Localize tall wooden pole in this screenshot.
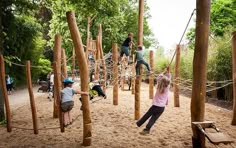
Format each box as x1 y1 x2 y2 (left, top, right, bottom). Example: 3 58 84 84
72 48 75 80
231 31 236 125
0 55 11 132
53 34 62 118
174 45 180 107
191 1 211 147
112 43 118 105
135 0 144 120
95 36 100 80
26 61 39 134
67 11 92 146
86 17 91 63
61 48 68 79
53 62 64 132
98 24 106 93
149 50 154 99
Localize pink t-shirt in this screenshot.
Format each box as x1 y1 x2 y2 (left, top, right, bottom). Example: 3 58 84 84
152 73 171 107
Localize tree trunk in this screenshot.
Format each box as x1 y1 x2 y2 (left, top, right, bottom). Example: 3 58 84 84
191 0 211 147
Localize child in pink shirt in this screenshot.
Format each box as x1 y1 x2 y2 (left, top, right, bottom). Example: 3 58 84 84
136 67 171 134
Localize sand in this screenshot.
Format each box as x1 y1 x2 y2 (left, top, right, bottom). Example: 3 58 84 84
0 83 236 148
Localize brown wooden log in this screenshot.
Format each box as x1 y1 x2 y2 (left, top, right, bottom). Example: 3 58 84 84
232 31 236 125
135 76 141 120
85 17 91 64
191 1 211 147
135 0 144 120
61 48 68 79
121 60 125 91
53 34 62 118
26 61 39 134
131 55 135 94
174 45 180 107
72 48 75 80
0 55 11 132
53 62 64 132
66 11 92 146
149 50 154 99
112 43 118 105
98 24 106 93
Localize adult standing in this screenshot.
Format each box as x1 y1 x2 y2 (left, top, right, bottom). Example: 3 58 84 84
48 72 54 100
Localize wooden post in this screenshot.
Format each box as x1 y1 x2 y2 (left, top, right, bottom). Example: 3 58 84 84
174 45 180 107
131 55 135 94
53 34 62 118
231 31 236 125
0 55 11 132
61 48 68 79
86 17 91 63
112 43 118 105
191 1 211 147
149 50 154 99
98 24 106 93
67 11 92 146
53 62 64 132
26 61 39 134
95 36 100 80
135 0 144 120
72 48 75 80
121 60 125 91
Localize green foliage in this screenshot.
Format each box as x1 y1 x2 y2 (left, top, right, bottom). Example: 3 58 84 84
207 33 232 81
211 0 236 36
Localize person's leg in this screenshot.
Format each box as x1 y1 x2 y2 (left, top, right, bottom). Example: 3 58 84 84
145 106 165 131
140 60 151 72
135 61 141 75
68 110 72 123
64 112 69 125
136 105 156 127
6 84 10 94
92 85 105 97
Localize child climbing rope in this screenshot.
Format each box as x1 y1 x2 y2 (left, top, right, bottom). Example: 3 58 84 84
119 33 134 64
135 45 151 75
136 66 171 135
61 78 88 127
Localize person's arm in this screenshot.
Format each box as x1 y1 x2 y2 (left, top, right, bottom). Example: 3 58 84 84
74 90 89 95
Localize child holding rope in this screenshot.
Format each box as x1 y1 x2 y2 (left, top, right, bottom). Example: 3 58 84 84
61 78 88 127
136 66 171 135
135 45 151 75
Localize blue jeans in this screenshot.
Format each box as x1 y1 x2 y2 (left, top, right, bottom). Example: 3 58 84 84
120 46 129 57
135 59 151 75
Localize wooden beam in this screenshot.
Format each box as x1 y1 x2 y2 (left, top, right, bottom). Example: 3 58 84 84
174 44 180 107
0 55 11 132
53 34 62 118
135 0 144 120
231 31 236 125
66 11 92 146
191 0 211 147
26 61 39 134
112 43 118 105
61 48 67 79
149 50 154 99
53 62 64 132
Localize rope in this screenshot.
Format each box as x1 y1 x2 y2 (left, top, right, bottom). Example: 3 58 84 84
168 8 196 66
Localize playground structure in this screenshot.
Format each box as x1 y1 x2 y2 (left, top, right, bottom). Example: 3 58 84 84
0 0 235 147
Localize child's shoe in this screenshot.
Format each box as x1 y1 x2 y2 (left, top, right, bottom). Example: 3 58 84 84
139 128 150 135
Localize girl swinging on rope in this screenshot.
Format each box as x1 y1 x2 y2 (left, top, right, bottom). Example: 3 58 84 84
136 66 171 135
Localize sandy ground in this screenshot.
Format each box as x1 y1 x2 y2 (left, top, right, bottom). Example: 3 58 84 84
0 83 236 148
